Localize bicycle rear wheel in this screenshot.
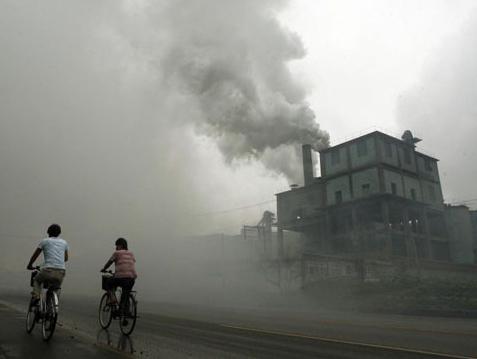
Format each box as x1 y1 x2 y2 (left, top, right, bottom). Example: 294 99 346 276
26 299 37 333
119 293 137 335
98 292 113 329
42 292 57 341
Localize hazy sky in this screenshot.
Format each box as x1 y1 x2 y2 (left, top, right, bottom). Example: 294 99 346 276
1 0 476 248
282 0 477 205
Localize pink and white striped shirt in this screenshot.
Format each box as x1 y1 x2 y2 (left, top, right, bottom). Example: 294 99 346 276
110 250 137 278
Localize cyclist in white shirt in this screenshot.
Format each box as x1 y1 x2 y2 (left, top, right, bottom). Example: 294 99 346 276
27 224 69 300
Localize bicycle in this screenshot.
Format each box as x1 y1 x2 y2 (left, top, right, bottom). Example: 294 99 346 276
26 267 60 341
98 271 137 335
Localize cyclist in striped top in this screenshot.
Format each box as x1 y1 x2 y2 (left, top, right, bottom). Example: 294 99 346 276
101 238 137 306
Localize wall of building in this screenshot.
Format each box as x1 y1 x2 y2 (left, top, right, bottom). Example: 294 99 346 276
322 146 348 177
349 136 377 169
421 179 443 205
416 155 440 182
446 206 475 264
403 176 422 201
471 211 477 263
276 184 325 225
326 175 351 205
376 136 400 167
302 255 477 288
352 168 379 199
383 169 404 196
397 145 418 173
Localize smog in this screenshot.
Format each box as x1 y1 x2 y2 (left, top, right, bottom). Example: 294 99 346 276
2 4 477 358
0 0 326 307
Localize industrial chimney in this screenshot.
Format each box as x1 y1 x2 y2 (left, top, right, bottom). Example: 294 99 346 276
302 144 315 186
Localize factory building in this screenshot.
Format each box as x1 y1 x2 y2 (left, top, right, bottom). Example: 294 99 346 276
276 130 475 264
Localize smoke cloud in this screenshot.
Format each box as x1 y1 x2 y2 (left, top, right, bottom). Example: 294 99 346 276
0 0 326 300
0 0 328 240
397 10 477 205
157 0 329 183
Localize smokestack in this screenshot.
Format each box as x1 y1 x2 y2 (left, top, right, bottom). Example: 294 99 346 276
302 144 315 186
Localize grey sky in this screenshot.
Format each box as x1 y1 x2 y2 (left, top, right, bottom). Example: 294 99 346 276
282 0 477 207
0 0 476 253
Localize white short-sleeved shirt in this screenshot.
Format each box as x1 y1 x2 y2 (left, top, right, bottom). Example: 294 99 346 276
38 237 69 270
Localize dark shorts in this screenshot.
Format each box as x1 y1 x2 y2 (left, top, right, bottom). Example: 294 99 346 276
106 277 135 292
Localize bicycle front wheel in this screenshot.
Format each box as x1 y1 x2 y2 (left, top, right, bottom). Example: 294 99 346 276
26 299 37 333
98 293 113 329
119 293 137 336
42 292 57 341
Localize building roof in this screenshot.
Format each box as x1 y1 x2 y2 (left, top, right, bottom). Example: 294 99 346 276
318 130 439 161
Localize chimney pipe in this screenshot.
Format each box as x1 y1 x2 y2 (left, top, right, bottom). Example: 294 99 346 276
302 144 315 186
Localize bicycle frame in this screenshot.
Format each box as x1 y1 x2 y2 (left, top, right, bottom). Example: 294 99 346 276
99 272 137 335
26 268 60 341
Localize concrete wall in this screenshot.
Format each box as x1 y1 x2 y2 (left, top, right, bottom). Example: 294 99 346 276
446 206 475 264
322 146 348 177
471 211 477 262
352 168 379 199
397 145 418 173
376 137 399 167
403 176 422 201
421 180 444 205
416 155 440 182
383 169 442 205
277 184 325 225
349 136 377 169
383 169 404 196
302 254 477 287
326 175 351 205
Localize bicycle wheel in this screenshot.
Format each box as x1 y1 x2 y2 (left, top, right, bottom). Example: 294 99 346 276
26 299 37 333
119 293 137 335
98 292 113 329
42 292 57 341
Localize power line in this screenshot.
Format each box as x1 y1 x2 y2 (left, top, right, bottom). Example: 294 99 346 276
190 199 276 217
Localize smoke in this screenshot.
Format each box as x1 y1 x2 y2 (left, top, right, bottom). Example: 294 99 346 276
156 0 329 183
0 0 326 301
0 0 327 239
397 10 477 204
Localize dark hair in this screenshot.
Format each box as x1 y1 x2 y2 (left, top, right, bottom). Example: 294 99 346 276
115 237 128 250
47 224 61 237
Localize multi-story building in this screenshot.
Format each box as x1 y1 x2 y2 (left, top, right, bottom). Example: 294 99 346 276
276 130 474 264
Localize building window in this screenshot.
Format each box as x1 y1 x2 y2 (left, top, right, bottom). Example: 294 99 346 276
331 150 340 165
335 190 343 204
403 148 412 164
362 183 370 195
410 188 417 200
428 185 436 202
391 182 397 195
425 158 433 171
384 141 392 157
357 141 368 157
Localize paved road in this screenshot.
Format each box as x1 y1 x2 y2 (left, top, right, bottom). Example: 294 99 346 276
1 292 477 358
0 303 123 359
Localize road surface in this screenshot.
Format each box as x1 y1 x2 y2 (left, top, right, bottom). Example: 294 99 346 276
1 292 476 358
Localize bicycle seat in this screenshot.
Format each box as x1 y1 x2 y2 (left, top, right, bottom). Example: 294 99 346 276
42 279 62 290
